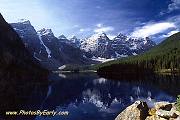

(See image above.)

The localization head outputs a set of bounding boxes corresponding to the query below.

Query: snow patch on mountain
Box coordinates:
[115,52,128,58]
[81,34,99,52]
[132,52,138,56]
[80,32,156,60]
[15,19,31,24]
[37,33,51,58]
[33,52,42,61]
[38,28,54,37]
[81,32,110,52]
[92,57,115,63]
[58,65,66,70]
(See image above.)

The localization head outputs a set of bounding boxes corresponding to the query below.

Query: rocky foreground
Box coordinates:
[115,101,180,120]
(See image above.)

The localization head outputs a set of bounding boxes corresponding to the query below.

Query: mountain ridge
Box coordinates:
[10,19,156,70]
[11,21,97,70]
[80,32,156,59]
[0,14,47,79]
[97,32,180,78]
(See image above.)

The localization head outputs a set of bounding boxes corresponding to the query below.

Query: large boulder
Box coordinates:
[154,102,172,111]
[154,102,179,120]
[115,101,149,120]
[115,101,180,120]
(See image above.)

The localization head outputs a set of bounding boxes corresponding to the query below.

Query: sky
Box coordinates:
[0,0,180,42]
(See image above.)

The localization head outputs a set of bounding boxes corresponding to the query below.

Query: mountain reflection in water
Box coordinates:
[35,73,180,120]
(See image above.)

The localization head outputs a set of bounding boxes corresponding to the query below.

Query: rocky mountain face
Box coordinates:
[58,35,81,48]
[69,36,81,48]
[11,21,95,70]
[11,21,58,69]
[10,19,156,69]
[81,33,114,58]
[0,14,47,77]
[37,28,94,69]
[0,14,48,116]
[11,19,43,55]
[80,33,156,59]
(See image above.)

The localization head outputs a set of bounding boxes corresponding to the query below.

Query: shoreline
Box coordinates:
[52,70,97,73]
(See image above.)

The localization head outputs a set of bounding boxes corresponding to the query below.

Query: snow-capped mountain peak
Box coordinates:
[58,35,67,40]
[11,18,156,64]
[69,36,78,40]
[37,28,54,37]
[69,36,79,43]
[80,32,156,59]
[113,33,127,43]
[68,36,81,47]
[86,32,109,42]
[80,32,110,54]
[99,32,107,37]
[98,33,110,40]
[115,33,127,40]
[15,19,31,25]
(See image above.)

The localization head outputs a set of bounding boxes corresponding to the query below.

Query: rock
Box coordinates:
[174,116,180,120]
[145,115,167,120]
[156,109,178,119]
[154,102,171,111]
[115,101,180,120]
[115,101,149,120]
[154,102,179,119]
[159,104,172,111]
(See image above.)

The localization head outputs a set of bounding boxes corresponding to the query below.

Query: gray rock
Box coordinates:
[156,109,178,119]
[115,101,149,120]
[115,101,180,120]
[154,102,171,111]
[154,102,179,119]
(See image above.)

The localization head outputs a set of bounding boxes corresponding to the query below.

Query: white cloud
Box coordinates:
[79,28,91,33]
[162,30,179,37]
[79,29,85,32]
[168,0,180,12]
[94,26,114,33]
[96,23,103,28]
[73,25,79,28]
[131,22,176,38]
[159,0,180,15]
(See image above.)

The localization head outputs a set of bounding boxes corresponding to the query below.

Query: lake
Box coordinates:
[1,73,180,120]
[36,73,179,120]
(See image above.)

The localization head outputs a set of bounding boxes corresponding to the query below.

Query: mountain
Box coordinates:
[81,33,114,58]
[0,14,48,115]
[58,34,67,40]
[97,32,180,77]
[38,28,94,69]
[80,33,156,59]
[11,21,58,69]
[10,19,156,69]
[11,20,96,70]
[11,19,43,54]
[58,35,81,48]
[0,15,48,83]
[69,36,81,48]
[0,14,47,77]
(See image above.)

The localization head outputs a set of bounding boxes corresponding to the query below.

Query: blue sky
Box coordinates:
[0,0,180,42]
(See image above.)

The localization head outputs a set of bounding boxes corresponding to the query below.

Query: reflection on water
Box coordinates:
[0,73,179,120]
[35,73,180,120]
